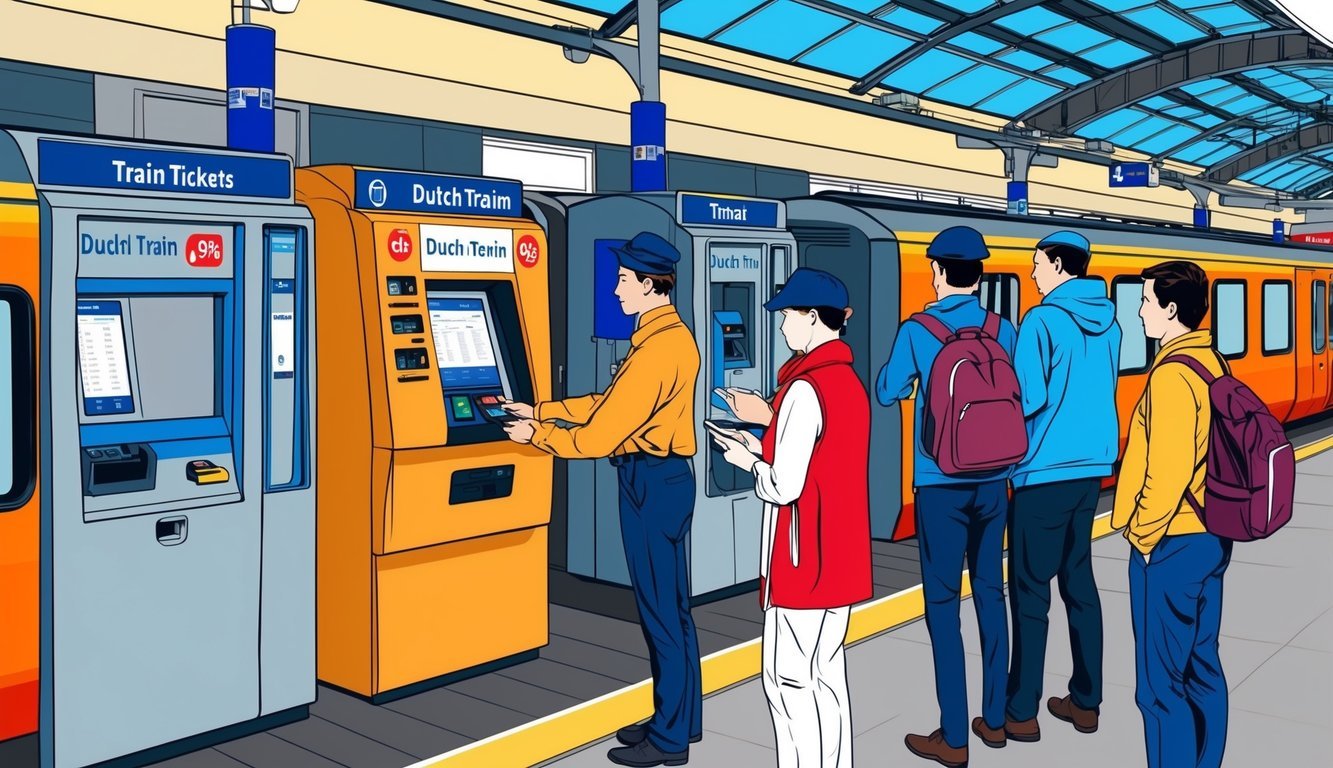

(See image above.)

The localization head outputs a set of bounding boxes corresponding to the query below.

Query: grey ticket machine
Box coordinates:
[527,191,795,597]
[0,130,316,768]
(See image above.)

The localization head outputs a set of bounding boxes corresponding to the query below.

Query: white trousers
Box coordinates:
[762,605,853,768]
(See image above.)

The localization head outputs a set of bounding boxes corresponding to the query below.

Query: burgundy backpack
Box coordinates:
[912,312,1027,476]
[1161,355,1295,541]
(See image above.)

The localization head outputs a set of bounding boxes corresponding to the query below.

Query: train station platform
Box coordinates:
[4,422,1330,768]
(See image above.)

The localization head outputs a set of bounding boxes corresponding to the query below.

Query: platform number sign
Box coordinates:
[516,234,541,269]
[387,229,414,262]
[186,233,225,268]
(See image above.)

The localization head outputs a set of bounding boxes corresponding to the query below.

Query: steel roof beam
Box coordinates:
[1297,175,1333,199]
[1048,0,1176,55]
[597,0,684,39]
[1153,115,1266,160]
[848,0,1046,95]
[1206,123,1333,182]
[1017,31,1332,134]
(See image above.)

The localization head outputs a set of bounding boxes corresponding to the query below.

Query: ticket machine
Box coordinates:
[296,166,552,701]
[0,130,316,768]
[526,192,795,597]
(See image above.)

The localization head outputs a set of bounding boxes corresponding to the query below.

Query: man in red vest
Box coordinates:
[710,267,872,768]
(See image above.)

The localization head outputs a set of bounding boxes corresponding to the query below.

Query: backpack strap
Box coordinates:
[1160,354,1217,385]
[910,313,954,344]
[981,311,1001,341]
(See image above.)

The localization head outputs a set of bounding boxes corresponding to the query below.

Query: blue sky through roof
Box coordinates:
[798,25,914,76]
[713,1,848,59]
[659,0,766,38]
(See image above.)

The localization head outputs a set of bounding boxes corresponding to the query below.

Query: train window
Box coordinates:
[1315,282,1327,355]
[1,286,36,511]
[1262,281,1293,355]
[1113,277,1153,375]
[1213,281,1247,359]
[977,273,1020,325]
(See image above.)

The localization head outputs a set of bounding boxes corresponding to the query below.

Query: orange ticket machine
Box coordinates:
[296,166,552,701]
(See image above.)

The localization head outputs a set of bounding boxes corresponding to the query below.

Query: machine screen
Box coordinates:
[77,300,134,415]
[427,294,509,394]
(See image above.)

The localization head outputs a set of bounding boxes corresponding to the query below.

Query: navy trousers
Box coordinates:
[915,481,1010,749]
[1130,532,1232,768]
[617,455,702,754]
[1006,478,1104,721]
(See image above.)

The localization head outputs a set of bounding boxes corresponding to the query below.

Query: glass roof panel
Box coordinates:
[1036,24,1114,55]
[974,80,1064,115]
[713,1,849,59]
[1191,113,1226,129]
[997,50,1056,72]
[1180,79,1230,98]
[927,65,1024,105]
[1134,124,1200,154]
[1139,95,1177,111]
[880,7,947,35]
[948,0,996,11]
[798,25,914,76]
[1081,40,1153,68]
[1192,6,1260,28]
[1125,7,1208,44]
[1108,113,1178,145]
[1047,67,1091,85]
[1218,94,1274,116]
[993,6,1073,36]
[1081,108,1154,138]
[882,49,975,93]
[1172,139,1238,164]
[954,32,1007,55]
[1091,0,1152,11]
[827,0,883,11]
[661,0,767,38]
[1194,143,1246,166]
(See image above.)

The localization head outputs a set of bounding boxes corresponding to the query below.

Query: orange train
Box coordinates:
[787,193,1333,541]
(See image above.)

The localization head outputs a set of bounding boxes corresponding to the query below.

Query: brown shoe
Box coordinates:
[1048,695,1099,734]
[1004,717,1040,743]
[904,729,969,767]
[971,717,1006,749]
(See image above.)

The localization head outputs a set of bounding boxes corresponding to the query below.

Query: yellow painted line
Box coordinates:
[410,430,1333,768]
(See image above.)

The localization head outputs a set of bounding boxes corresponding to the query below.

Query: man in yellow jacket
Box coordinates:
[502,231,702,767]
[1112,260,1231,768]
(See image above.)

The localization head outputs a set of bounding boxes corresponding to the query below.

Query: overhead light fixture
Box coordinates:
[873,93,921,113]
[245,0,300,12]
[1084,139,1114,154]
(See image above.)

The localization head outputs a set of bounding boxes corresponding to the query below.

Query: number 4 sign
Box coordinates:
[516,234,541,269]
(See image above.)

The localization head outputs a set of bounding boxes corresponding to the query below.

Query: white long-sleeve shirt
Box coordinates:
[751,379,823,606]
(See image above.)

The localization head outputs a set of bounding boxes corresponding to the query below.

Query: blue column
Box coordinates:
[1193,206,1211,230]
[1272,219,1285,243]
[226,24,277,153]
[630,100,666,192]
[1007,181,1029,215]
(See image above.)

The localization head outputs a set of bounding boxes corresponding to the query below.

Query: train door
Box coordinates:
[1296,269,1329,419]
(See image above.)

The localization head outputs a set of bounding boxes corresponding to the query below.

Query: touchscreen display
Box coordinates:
[428,296,505,390]
[77,300,135,415]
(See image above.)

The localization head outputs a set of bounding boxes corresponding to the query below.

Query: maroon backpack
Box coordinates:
[1162,355,1295,541]
[913,312,1027,476]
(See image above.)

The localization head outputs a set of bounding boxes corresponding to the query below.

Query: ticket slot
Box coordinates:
[82,443,157,496]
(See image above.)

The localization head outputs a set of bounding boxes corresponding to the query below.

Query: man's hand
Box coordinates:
[707,425,759,473]
[501,399,535,420]
[503,418,537,444]
[714,387,774,427]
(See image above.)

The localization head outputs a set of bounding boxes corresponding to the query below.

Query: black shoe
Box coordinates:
[608,739,689,767]
[617,724,700,746]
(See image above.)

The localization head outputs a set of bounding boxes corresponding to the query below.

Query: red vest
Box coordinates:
[760,340,873,610]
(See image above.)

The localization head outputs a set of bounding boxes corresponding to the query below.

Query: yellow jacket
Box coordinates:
[531,304,699,460]
[1112,330,1220,555]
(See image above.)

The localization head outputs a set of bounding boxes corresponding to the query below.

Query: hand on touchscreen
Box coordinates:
[712,387,774,427]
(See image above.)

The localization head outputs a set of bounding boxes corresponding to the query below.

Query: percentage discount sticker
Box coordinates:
[186,233,225,268]
[516,234,541,269]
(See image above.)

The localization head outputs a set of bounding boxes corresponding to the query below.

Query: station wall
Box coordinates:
[0,0,1286,233]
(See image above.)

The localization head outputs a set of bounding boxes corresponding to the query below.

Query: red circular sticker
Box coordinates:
[516,234,541,269]
[185,233,224,268]
[387,228,413,262]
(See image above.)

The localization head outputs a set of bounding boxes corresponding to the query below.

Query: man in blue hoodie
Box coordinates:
[1004,230,1121,744]
[878,226,1016,767]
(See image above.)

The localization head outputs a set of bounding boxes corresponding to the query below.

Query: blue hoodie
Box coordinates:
[1011,278,1121,489]
[877,294,1018,488]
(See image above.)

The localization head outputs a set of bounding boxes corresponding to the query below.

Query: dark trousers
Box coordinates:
[1130,533,1232,768]
[617,455,702,753]
[1006,478,1104,721]
[915,481,1009,749]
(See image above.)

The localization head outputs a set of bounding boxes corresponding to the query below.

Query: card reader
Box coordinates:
[186,459,230,485]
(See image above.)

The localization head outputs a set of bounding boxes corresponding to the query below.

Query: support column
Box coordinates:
[1184,182,1212,231]
[1003,147,1040,215]
[1273,218,1285,243]
[225,22,277,153]
[630,0,665,192]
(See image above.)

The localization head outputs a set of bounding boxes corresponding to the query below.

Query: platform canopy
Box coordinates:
[556,1,1333,199]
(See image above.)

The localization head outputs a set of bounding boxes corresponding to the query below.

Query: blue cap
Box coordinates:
[926,226,990,261]
[764,267,849,312]
[613,231,680,275]
[1037,230,1091,256]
